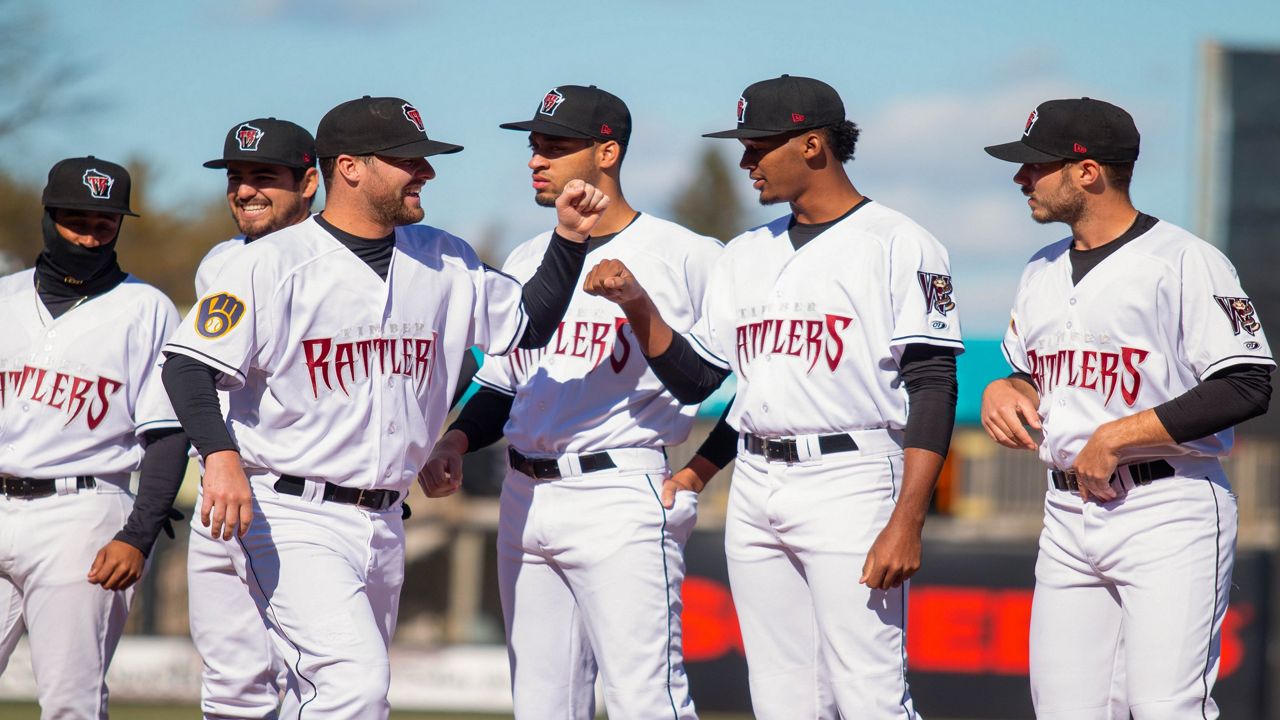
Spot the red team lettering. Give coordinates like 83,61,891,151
0,365,123,429
734,314,854,374
508,319,633,376
1025,346,1149,406
302,334,437,398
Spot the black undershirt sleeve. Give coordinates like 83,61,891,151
448,386,515,453
114,428,190,557
692,401,738,469
451,349,480,410
517,232,589,349
161,354,237,458
645,333,731,404
900,344,959,456
1154,363,1273,444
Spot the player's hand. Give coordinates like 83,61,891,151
660,468,707,509
202,450,254,540
1071,424,1120,502
418,430,467,498
583,259,647,306
554,179,610,242
87,540,145,591
981,378,1041,451
860,518,923,591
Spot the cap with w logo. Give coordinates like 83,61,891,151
499,84,631,145
984,97,1140,164
204,117,317,170
42,156,138,217
704,75,846,139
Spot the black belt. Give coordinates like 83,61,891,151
742,432,859,464
507,447,617,480
0,475,95,499
1050,459,1176,492
275,475,401,512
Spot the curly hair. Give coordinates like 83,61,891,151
821,120,861,164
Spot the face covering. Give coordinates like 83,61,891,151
34,210,128,301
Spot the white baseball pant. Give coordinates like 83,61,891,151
725,430,920,720
0,479,135,720
498,447,698,720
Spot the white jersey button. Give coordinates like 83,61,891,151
1069,298,1077,305
1066,322,1073,329
388,423,397,434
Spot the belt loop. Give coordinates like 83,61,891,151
795,434,821,463
557,454,582,478
55,477,77,496
300,478,326,504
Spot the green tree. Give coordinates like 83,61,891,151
670,145,745,242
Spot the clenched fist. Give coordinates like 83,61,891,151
555,179,610,242
583,259,646,306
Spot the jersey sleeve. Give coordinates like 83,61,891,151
684,254,733,371
1000,311,1033,375
134,296,182,435
471,348,517,395
470,261,529,357
1177,243,1275,379
888,226,965,356
682,235,724,322
163,250,277,391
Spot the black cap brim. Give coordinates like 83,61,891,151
702,127,794,139
375,138,464,158
202,158,314,170
499,118,596,140
46,201,139,217
984,141,1065,164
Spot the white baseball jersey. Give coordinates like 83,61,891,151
195,236,246,298
163,215,527,492
474,214,722,454
686,200,964,436
0,270,180,479
1001,220,1275,469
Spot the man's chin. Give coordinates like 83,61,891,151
534,191,558,208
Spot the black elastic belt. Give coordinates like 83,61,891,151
507,447,616,480
275,475,401,512
0,475,95,499
1050,459,1176,492
743,432,859,464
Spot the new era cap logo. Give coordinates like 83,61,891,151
791,113,806,123
236,123,265,151
540,89,565,116
82,169,113,199
402,103,425,132
1073,142,1088,154
600,124,613,136
1023,109,1039,137
736,97,748,124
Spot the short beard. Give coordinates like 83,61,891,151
370,190,424,227
1033,178,1086,226
534,191,557,208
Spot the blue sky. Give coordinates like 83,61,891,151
4,0,1279,334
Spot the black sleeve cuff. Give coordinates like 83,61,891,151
161,353,237,458
1153,363,1273,444
694,402,738,469
900,344,959,456
647,333,730,405
448,386,515,452
114,428,190,557
517,232,588,349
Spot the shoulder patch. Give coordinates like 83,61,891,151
195,292,246,339
918,272,955,316
1214,295,1261,336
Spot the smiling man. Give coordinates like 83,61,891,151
161,95,605,719
186,117,317,720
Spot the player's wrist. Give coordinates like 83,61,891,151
440,428,470,455
553,225,588,244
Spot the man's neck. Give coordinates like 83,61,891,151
1069,199,1140,251
587,194,638,237
320,202,393,240
789,174,863,225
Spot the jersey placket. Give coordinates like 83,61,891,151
371,246,401,489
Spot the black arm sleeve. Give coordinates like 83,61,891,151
114,428,190,557
646,333,731,405
516,232,589,349
450,349,481,410
693,401,738,470
1153,363,1273,444
900,344,959,456
160,354,237,458
448,386,515,453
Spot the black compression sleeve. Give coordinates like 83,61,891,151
448,386,515,453
646,333,730,404
900,344,959,456
517,232,588,349
451,349,480,410
1153,363,1273,444
693,401,738,469
161,354,237,458
114,428,190,557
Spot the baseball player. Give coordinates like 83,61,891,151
420,84,722,719
161,95,604,719
188,117,318,720
583,75,962,719
0,157,189,718
981,98,1273,718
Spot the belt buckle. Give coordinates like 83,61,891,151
764,439,799,464
355,488,370,508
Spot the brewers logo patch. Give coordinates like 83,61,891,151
236,123,265,151
1214,295,1262,336
918,272,955,316
82,169,114,199
196,293,246,339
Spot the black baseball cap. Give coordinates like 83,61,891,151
704,75,846,139
42,156,139,217
204,118,316,170
985,98,1140,164
315,96,463,159
500,85,631,145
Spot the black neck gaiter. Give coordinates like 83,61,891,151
34,211,128,303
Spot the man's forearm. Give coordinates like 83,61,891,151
619,294,674,357
887,447,946,529
1095,408,1175,454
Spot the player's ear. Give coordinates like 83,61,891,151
334,155,364,186
300,167,320,201
800,130,825,162
1074,159,1105,190
596,140,623,170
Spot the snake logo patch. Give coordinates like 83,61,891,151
540,89,565,117
236,123,265,151
196,293,246,339
402,103,424,132
1215,295,1261,336
918,272,956,316
82,169,113,199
